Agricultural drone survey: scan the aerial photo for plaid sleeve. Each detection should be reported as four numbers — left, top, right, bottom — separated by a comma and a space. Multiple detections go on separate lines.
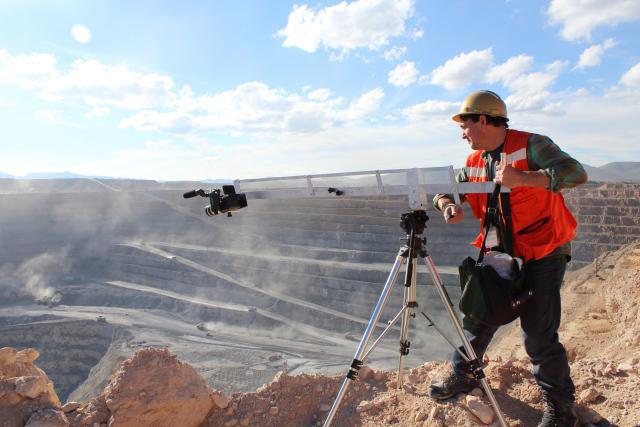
433, 167, 468, 210
527, 134, 588, 192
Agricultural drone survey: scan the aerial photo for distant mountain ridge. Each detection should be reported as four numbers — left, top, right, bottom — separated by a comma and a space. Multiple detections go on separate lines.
582, 162, 640, 182
0, 171, 233, 183
0, 162, 637, 182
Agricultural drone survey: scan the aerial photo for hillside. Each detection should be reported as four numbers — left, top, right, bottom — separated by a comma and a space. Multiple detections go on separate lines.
2, 241, 638, 426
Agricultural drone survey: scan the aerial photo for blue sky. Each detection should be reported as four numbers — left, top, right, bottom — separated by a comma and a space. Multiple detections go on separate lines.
0, 0, 639, 180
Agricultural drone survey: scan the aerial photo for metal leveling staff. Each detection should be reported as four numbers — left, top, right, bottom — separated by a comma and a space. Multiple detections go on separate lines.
429, 90, 587, 427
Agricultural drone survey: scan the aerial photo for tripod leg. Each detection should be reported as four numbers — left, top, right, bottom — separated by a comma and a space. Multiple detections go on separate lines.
423, 255, 509, 427
323, 248, 406, 427
397, 255, 418, 389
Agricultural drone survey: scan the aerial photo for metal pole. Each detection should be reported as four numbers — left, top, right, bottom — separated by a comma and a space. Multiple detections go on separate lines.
363, 307, 407, 361
323, 249, 406, 427
397, 255, 417, 389
419, 311, 470, 363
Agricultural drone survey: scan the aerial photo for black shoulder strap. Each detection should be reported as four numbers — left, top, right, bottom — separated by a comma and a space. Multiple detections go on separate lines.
478, 184, 501, 262
500, 191, 515, 256
478, 183, 515, 261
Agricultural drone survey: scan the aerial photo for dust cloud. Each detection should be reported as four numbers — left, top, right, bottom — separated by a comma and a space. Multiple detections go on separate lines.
0, 248, 70, 304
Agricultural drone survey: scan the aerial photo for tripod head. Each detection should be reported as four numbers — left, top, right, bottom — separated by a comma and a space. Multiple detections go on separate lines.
400, 210, 428, 235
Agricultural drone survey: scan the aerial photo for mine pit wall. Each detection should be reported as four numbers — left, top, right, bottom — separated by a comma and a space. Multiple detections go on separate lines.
2, 183, 636, 331
59, 281, 288, 332
563, 183, 640, 269
0, 319, 117, 402
0, 180, 637, 271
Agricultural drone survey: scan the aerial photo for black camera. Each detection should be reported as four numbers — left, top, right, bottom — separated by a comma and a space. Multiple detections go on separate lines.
183, 185, 248, 217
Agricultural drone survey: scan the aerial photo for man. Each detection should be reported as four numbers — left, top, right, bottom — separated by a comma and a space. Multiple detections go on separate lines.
429, 91, 587, 427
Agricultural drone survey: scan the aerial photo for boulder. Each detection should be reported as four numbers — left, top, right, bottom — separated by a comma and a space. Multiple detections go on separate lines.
15, 376, 55, 400
61, 402, 82, 413
0, 348, 47, 379
0, 347, 62, 427
25, 408, 69, 427
466, 395, 495, 425
578, 387, 601, 404
211, 390, 230, 409
103, 348, 213, 427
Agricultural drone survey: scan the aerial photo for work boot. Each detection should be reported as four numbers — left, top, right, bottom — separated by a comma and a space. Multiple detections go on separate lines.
537, 394, 578, 427
429, 372, 478, 400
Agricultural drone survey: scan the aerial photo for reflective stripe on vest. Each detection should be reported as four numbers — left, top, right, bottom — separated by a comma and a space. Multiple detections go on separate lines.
465, 166, 486, 179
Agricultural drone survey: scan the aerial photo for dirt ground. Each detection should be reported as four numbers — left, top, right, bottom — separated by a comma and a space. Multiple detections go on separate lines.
201, 241, 640, 427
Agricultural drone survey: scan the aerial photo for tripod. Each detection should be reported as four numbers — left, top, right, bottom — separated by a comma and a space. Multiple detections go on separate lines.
323, 210, 508, 427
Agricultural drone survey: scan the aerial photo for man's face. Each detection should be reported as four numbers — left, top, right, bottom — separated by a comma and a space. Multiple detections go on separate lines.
459, 118, 484, 150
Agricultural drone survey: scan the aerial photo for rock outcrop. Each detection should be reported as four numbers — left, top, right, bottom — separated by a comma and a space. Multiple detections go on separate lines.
66, 348, 215, 427
0, 347, 67, 427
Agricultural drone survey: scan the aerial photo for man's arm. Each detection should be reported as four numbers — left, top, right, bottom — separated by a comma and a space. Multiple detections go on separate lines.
495, 134, 588, 190
527, 134, 588, 191
433, 168, 468, 223
433, 167, 468, 210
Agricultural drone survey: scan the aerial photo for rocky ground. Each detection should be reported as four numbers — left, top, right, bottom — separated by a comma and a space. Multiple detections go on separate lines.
1, 241, 639, 427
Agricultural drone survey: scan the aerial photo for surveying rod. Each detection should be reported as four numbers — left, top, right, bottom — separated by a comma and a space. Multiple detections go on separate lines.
183, 166, 510, 426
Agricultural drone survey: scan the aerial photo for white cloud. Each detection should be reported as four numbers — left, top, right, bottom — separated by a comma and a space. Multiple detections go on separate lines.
85, 106, 111, 119
620, 62, 640, 87
428, 51, 564, 109
0, 49, 386, 137
409, 28, 424, 40
276, 0, 414, 55
482, 55, 567, 113
510, 88, 640, 165
547, 0, 640, 41
79, 88, 640, 181
43, 59, 176, 110
0, 49, 58, 89
341, 88, 384, 121
502, 61, 567, 112
71, 25, 92, 44
308, 88, 332, 101
402, 99, 458, 121
387, 61, 418, 87
575, 38, 617, 69
34, 110, 62, 122
121, 82, 384, 135
0, 51, 176, 111
485, 54, 534, 84
428, 48, 494, 90
383, 46, 407, 61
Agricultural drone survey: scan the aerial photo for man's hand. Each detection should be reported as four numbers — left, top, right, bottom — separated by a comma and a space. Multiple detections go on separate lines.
495, 159, 552, 189
443, 203, 464, 224
494, 160, 523, 188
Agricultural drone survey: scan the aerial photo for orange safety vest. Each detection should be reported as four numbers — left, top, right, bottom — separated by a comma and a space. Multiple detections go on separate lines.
464, 129, 577, 261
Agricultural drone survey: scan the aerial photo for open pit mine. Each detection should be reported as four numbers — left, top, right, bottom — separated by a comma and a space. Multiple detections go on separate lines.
0, 178, 638, 426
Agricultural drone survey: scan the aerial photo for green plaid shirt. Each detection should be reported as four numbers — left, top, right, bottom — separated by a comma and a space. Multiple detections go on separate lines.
434, 132, 587, 258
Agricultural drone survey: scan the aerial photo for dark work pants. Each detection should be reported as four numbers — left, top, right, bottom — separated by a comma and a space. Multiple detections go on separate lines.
451, 254, 576, 403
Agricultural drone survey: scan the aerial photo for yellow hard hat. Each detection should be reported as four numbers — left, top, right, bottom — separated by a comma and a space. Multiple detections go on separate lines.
452, 90, 508, 122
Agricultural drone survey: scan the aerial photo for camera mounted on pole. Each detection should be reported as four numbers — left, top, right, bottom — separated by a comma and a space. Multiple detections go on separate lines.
182, 185, 247, 217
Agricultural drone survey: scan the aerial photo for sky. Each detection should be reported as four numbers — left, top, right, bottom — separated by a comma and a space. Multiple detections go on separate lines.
0, 0, 639, 180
